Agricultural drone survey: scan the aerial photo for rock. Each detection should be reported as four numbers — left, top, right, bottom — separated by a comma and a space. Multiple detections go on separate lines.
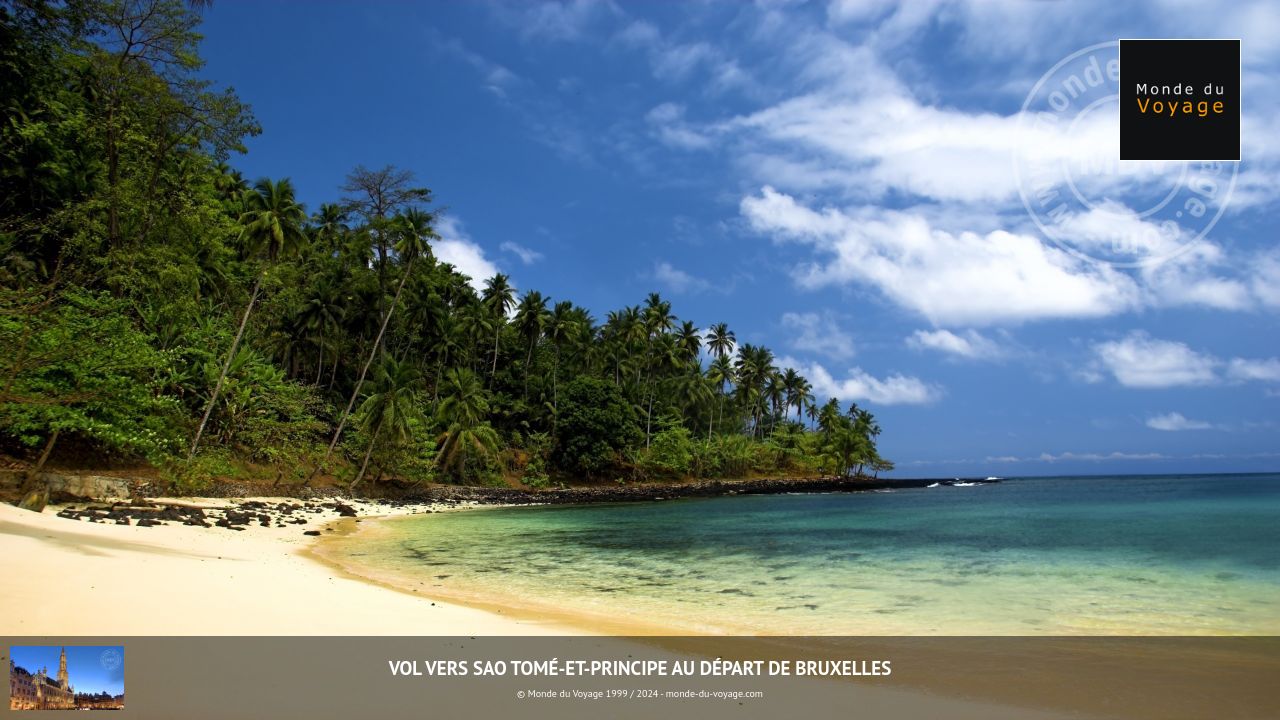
39, 473, 132, 501
303, 530, 321, 536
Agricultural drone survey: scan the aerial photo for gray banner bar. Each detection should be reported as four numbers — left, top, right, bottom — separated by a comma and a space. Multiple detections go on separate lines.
5, 637, 1278, 719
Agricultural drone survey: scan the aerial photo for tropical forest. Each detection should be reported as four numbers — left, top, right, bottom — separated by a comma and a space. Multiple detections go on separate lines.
0, 0, 891, 498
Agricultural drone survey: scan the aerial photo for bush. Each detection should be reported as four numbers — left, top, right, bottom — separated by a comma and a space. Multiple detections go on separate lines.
638, 417, 695, 478
553, 377, 642, 478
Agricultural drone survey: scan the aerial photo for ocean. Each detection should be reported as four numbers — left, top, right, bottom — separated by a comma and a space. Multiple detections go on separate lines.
323, 473, 1280, 635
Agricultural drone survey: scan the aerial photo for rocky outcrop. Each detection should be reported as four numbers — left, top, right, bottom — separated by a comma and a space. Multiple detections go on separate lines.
42, 473, 133, 501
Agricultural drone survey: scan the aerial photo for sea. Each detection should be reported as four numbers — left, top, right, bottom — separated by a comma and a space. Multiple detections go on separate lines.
323, 473, 1280, 635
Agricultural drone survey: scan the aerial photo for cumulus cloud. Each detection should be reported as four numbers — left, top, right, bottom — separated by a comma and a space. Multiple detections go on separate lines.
907, 329, 1006, 360
1091, 332, 1219, 388
434, 216, 502, 292
1146, 412, 1213, 431
1227, 357, 1280, 383
781, 311, 856, 360
780, 356, 941, 405
1089, 331, 1280, 389
741, 187, 1140, 325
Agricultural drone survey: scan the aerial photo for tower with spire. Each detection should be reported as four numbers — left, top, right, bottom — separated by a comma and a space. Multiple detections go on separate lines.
56, 647, 68, 690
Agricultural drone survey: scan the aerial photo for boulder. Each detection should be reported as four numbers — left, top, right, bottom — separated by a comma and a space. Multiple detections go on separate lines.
40, 473, 133, 501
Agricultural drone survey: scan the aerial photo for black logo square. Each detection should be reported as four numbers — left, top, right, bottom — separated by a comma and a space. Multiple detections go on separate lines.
1120, 39, 1240, 161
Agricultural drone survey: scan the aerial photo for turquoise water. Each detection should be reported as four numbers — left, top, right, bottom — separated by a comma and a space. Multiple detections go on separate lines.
327, 474, 1280, 635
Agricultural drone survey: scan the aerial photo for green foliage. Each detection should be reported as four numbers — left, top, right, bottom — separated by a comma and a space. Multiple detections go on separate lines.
0, 1, 889, 491
637, 416, 695, 478
553, 377, 642, 478
0, 288, 185, 462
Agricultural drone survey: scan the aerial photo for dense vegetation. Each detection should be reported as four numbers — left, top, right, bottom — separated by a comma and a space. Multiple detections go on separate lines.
0, 0, 891, 497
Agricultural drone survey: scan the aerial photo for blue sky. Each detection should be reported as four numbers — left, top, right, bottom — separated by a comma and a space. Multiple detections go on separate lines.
197, 1, 1278, 477
9, 646, 124, 695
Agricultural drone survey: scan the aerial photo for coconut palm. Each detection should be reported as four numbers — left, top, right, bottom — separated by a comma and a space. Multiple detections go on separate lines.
314, 208, 435, 482
546, 301, 578, 419
351, 356, 425, 489
513, 290, 548, 397
189, 177, 307, 460
675, 320, 702, 366
435, 368, 499, 482
706, 354, 735, 439
705, 322, 735, 359
481, 273, 515, 378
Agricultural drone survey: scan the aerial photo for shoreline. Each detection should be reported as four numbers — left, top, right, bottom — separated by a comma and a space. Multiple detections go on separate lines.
0, 498, 580, 636
4, 494, 1278, 719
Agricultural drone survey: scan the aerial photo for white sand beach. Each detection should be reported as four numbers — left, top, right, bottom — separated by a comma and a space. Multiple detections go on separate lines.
0, 500, 578, 636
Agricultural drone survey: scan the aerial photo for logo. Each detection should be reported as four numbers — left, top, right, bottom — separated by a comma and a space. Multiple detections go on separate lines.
1013, 41, 1238, 267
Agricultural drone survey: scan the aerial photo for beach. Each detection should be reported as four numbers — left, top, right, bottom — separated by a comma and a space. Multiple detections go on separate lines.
0, 499, 577, 636
3, 488, 1278, 719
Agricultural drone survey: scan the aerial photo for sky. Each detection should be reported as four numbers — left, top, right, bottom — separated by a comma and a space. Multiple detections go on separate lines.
196, 0, 1279, 477
9, 646, 124, 695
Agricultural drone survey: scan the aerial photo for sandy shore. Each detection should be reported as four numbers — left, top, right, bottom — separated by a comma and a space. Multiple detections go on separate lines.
0, 499, 579, 636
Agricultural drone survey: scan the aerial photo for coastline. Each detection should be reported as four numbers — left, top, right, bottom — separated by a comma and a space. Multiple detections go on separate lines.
3, 493, 1278, 720
0, 499, 580, 636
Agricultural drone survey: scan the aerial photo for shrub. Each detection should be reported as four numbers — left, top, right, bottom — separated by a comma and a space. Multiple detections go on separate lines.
553, 377, 642, 478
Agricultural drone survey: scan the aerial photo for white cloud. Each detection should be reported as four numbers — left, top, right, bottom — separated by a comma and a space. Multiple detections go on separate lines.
1089, 331, 1280, 389
1038, 451, 1167, 462
433, 216, 502, 292
781, 312, 856, 360
646, 103, 713, 150
781, 356, 941, 405
1091, 332, 1218, 389
651, 260, 710, 294
741, 187, 1140, 325
499, 241, 544, 265
1146, 412, 1213, 431
1227, 357, 1280, 383
1249, 251, 1280, 308
907, 329, 1006, 360
507, 0, 619, 42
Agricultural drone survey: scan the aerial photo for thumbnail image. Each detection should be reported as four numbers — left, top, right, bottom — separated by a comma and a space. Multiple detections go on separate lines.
9, 646, 124, 711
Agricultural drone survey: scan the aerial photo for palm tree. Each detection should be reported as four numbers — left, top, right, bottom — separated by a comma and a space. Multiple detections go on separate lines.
435, 368, 499, 482
546, 301, 578, 420
189, 177, 307, 460
314, 208, 435, 482
705, 322, 735, 359
706, 354, 735, 439
675, 320, 702, 367
763, 371, 786, 434
481, 273, 516, 378
513, 290, 548, 397
296, 279, 345, 385
311, 203, 350, 256
351, 356, 425, 489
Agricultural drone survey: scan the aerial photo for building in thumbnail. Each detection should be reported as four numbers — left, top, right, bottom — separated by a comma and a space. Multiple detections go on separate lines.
76, 691, 125, 709
9, 648, 75, 710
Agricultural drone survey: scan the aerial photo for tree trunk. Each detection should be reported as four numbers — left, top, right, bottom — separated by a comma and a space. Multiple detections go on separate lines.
311, 257, 413, 484
16, 428, 60, 512
523, 341, 535, 399
314, 330, 325, 385
350, 422, 381, 491
189, 271, 264, 461
491, 327, 500, 378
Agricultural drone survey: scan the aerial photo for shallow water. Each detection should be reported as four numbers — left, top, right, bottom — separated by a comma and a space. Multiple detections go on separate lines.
326, 474, 1280, 635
